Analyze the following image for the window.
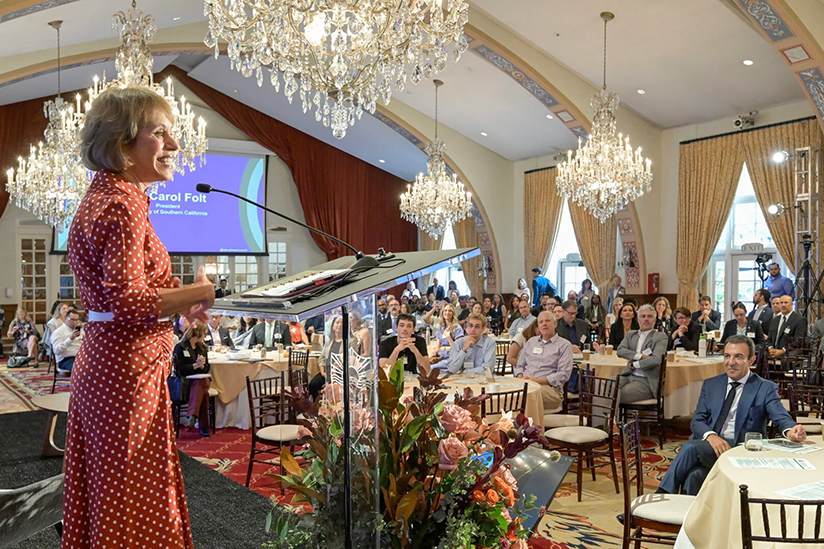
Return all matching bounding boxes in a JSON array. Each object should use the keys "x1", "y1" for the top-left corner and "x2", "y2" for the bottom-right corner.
[
  {"x1": 58, "y1": 256, "x2": 80, "y2": 303},
  {"x1": 559, "y1": 261, "x2": 592, "y2": 299},
  {"x1": 21, "y1": 238, "x2": 48, "y2": 324},
  {"x1": 234, "y1": 255, "x2": 259, "y2": 293},
  {"x1": 268, "y1": 242, "x2": 288, "y2": 282},
  {"x1": 205, "y1": 255, "x2": 230, "y2": 285},
  {"x1": 545, "y1": 202, "x2": 601, "y2": 298},
  {"x1": 709, "y1": 163, "x2": 788, "y2": 322},
  {"x1": 430, "y1": 225, "x2": 470, "y2": 296},
  {"x1": 169, "y1": 255, "x2": 195, "y2": 286}
]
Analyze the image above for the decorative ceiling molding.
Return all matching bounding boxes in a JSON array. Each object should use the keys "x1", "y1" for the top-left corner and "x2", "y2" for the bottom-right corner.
[
  {"x1": 0, "y1": 0, "x2": 80, "y2": 24},
  {"x1": 730, "y1": 0, "x2": 824, "y2": 130},
  {"x1": 463, "y1": 23, "x2": 590, "y2": 140}
]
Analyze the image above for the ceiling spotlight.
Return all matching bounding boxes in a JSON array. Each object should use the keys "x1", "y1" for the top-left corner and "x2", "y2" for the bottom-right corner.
[
  {"x1": 636, "y1": 89, "x2": 646, "y2": 95},
  {"x1": 546, "y1": 114, "x2": 554, "y2": 119},
  {"x1": 743, "y1": 59, "x2": 754, "y2": 66},
  {"x1": 233, "y1": 89, "x2": 238, "y2": 93},
  {"x1": 772, "y1": 150, "x2": 790, "y2": 163},
  {"x1": 173, "y1": 16, "x2": 181, "y2": 21},
  {"x1": 767, "y1": 203, "x2": 787, "y2": 216},
  {"x1": 480, "y1": 132, "x2": 488, "y2": 137},
  {"x1": 378, "y1": 159, "x2": 385, "y2": 163}
]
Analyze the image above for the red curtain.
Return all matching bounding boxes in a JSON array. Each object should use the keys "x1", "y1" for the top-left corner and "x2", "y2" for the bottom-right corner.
[
  {"x1": 162, "y1": 66, "x2": 416, "y2": 260},
  {"x1": 0, "y1": 96, "x2": 52, "y2": 221}
]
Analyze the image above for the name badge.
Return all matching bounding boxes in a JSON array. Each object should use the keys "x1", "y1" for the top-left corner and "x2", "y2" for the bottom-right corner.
[
  {"x1": 642, "y1": 348, "x2": 653, "y2": 356},
  {"x1": 386, "y1": 329, "x2": 393, "y2": 334},
  {"x1": 580, "y1": 336, "x2": 587, "y2": 344},
  {"x1": 183, "y1": 350, "x2": 190, "y2": 357},
  {"x1": 532, "y1": 346, "x2": 543, "y2": 355},
  {"x1": 784, "y1": 327, "x2": 791, "y2": 334},
  {"x1": 747, "y1": 332, "x2": 755, "y2": 338}
]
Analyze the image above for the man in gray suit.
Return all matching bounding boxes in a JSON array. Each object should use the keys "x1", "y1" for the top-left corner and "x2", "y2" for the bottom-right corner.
[{"x1": 616, "y1": 304, "x2": 668, "y2": 404}]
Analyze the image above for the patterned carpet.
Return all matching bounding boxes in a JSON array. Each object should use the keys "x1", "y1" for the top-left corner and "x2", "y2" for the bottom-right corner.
[{"x1": 0, "y1": 363, "x2": 690, "y2": 548}]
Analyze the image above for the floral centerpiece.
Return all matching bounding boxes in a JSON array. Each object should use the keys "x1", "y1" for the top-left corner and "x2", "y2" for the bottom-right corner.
[{"x1": 265, "y1": 360, "x2": 559, "y2": 548}]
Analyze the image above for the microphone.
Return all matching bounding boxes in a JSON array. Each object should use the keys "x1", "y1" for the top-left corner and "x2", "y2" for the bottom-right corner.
[{"x1": 195, "y1": 183, "x2": 380, "y2": 270}]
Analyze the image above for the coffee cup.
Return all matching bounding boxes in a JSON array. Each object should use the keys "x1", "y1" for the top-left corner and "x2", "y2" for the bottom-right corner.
[
  {"x1": 582, "y1": 350, "x2": 591, "y2": 360},
  {"x1": 667, "y1": 350, "x2": 675, "y2": 363},
  {"x1": 488, "y1": 383, "x2": 501, "y2": 394},
  {"x1": 713, "y1": 330, "x2": 721, "y2": 340},
  {"x1": 605, "y1": 345, "x2": 614, "y2": 355}
]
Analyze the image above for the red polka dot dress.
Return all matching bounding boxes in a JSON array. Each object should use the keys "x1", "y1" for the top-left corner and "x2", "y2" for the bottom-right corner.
[{"x1": 63, "y1": 171, "x2": 194, "y2": 548}]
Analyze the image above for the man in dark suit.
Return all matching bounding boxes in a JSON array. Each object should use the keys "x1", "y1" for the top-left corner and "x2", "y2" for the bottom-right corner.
[
  {"x1": 556, "y1": 300, "x2": 591, "y2": 353},
  {"x1": 531, "y1": 294, "x2": 558, "y2": 320},
  {"x1": 747, "y1": 288, "x2": 772, "y2": 336},
  {"x1": 616, "y1": 304, "x2": 668, "y2": 405},
  {"x1": 204, "y1": 314, "x2": 235, "y2": 349},
  {"x1": 426, "y1": 278, "x2": 446, "y2": 301},
  {"x1": 248, "y1": 319, "x2": 291, "y2": 349},
  {"x1": 690, "y1": 295, "x2": 721, "y2": 331},
  {"x1": 215, "y1": 279, "x2": 232, "y2": 299},
  {"x1": 767, "y1": 294, "x2": 808, "y2": 357},
  {"x1": 377, "y1": 298, "x2": 401, "y2": 339},
  {"x1": 658, "y1": 335, "x2": 805, "y2": 495}
]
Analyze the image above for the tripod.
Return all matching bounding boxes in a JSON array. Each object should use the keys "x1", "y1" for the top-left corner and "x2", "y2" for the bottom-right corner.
[{"x1": 795, "y1": 238, "x2": 824, "y2": 319}]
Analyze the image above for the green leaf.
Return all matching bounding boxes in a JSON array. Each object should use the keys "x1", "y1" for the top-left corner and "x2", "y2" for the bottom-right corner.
[
  {"x1": 265, "y1": 511, "x2": 272, "y2": 533},
  {"x1": 430, "y1": 415, "x2": 446, "y2": 439},
  {"x1": 379, "y1": 380, "x2": 399, "y2": 410},
  {"x1": 329, "y1": 414, "x2": 343, "y2": 437},
  {"x1": 400, "y1": 414, "x2": 430, "y2": 453},
  {"x1": 389, "y1": 358, "x2": 405, "y2": 395},
  {"x1": 434, "y1": 400, "x2": 445, "y2": 415}
]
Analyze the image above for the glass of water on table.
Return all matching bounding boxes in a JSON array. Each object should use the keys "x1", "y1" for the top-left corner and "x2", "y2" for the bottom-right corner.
[
  {"x1": 745, "y1": 432, "x2": 763, "y2": 451},
  {"x1": 464, "y1": 361, "x2": 475, "y2": 380}
]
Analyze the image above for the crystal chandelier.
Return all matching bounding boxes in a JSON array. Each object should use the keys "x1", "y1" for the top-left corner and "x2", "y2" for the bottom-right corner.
[
  {"x1": 203, "y1": 0, "x2": 470, "y2": 139},
  {"x1": 556, "y1": 12, "x2": 652, "y2": 223},
  {"x1": 400, "y1": 79, "x2": 471, "y2": 239},
  {"x1": 88, "y1": 0, "x2": 208, "y2": 176},
  {"x1": 6, "y1": 21, "x2": 89, "y2": 229}
]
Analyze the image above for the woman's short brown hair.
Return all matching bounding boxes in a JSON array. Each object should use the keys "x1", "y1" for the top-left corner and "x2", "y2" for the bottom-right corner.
[{"x1": 80, "y1": 86, "x2": 174, "y2": 172}]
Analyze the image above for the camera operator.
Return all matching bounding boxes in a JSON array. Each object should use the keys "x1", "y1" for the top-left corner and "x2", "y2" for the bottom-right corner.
[
  {"x1": 51, "y1": 308, "x2": 83, "y2": 373},
  {"x1": 764, "y1": 262, "x2": 794, "y2": 299}
]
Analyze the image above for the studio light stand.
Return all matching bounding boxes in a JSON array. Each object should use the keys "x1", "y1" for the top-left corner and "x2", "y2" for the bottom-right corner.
[{"x1": 790, "y1": 146, "x2": 821, "y2": 324}]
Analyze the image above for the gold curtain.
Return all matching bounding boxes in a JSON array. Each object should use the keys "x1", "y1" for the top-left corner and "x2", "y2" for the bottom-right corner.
[
  {"x1": 524, "y1": 168, "x2": 564, "y2": 282},
  {"x1": 676, "y1": 135, "x2": 744, "y2": 308},
  {"x1": 738, "y1": 119, "x2": 824, "y2": 270},
  {"x1": 453, "y1": 216, "x2": 484, "y2": 298},
  {"x1": 568, "y1": 201, "x2": 618, "y2": 293},
  {"x1": 418, "y1": 229, "x2": 443, "y2": 292}
]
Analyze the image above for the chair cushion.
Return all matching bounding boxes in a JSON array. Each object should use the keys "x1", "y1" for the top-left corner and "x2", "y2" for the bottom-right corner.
[
  {"x1": 543, "y1": 414, "x2": 587, "y2": 429},
  {"x1": 567, "y1": 392, "x2": 579, "y2": 400},
  {"x1": 544, "y1": 402, "x2": 563, "y2": 415},
  {"x1": 630, "y1": 493, "x2": 695, "y2": 525},
  {"x1": 257, "y1": 424, "x2": 301, "y2": 442},
  {"x1": 207, "y1": 387, "x2": 219, "y2": 398},
  {"x1": 544, "y1": 426, "x2": 608, "y2": 444},
  {"x1": 623, "y1": 398, "x2": 657, "y2": 406}
]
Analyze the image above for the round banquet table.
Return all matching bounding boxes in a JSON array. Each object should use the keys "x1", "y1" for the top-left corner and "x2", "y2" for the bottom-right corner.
[
  {"x1": 580, "y1": 353, "x2": 725, "y2": 419},
  {"x1": 208, "y1": 350, "x2": 320, "y2": 429},
  {"x1": 404, "y1": 374, "x2": 545, "y2": 428},
  {"x1": 32, "y1": 392, "x2": 71, "y2": 456},
  {"x1": 676, "y1": 435, "x2": 824, "y2": 549}
]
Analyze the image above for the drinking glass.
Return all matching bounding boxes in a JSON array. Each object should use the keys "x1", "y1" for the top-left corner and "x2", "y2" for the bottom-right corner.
[
  {"x1": 745, "y1": 432, "x2": 763, "y2": 451},
  {"x1": 464, "y1": 361, "x2": 475, "y2": 379}
]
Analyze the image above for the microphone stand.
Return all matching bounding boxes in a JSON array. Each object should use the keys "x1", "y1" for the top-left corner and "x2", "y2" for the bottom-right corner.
[{"x1": 196, "y1": 184, "x2": 380, "y2": 271}]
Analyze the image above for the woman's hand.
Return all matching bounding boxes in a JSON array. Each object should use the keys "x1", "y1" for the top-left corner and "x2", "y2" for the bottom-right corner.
[
  {"x1": 195, "y1": 355, "x2": 206, "y2": 370},
  {"x1": 183, "y1": 266, "x2": 214, "y2": 324}
]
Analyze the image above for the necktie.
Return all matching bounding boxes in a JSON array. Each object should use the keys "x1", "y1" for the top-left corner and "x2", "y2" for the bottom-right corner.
[
  {"x1": 775, "y1": 315, "x2": 786, "y2": 342},
  {"x1": 266, "y1": 323, "x2": 274, "y2": 347},
  {"x1": 712, "y1": 381, "x2": 741, "y2": 435},
  {"x1": 392, "y1": 316, "x2": 396, "y2": 335}
]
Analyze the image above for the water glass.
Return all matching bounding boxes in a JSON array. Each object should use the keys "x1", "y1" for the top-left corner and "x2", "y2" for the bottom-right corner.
[
  {"x1": 745, "y1": 432, "x2": 763, "y2": 451},
  {"x1": 464, "y1": 362, "x2": 475, "y2": 379}
]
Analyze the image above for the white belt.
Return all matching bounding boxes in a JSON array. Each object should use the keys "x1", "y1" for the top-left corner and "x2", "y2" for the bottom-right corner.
[{"x1": 87, "y1": 311, "x2": 172, "y2": 323}]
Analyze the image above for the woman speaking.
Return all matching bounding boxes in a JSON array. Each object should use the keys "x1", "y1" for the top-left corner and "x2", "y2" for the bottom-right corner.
[{"x1": 62, "y1": 86, "x2": 214, "y2": 548}]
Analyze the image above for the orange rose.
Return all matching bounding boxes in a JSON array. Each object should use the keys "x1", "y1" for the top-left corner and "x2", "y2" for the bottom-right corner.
[
  {"x1": 504, "y1": 489, "x2": 515, "y2": 507},
  {"x1": 471, "y1": 489, "x2": 486, "y2": 503},
  {"x1": 492, "y1": 476, "x2": 508, "y2": 492},
  {"x1": 486, "y1": 489, "x2": 500, "y2": 505}
]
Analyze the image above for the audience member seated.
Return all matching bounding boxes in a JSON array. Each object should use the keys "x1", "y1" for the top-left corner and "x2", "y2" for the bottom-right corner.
[
  {"x1": 622, "y1": 295, "x2": 639, "y2": 309},
  {"x1": 514, "y1": 311, "x2": 573, "y2": 411},
  {"x1": 505, "y1": 320, "x2": 540, "y2": 368},
  {"x1": 764, "y1": 262, "x2": 794, "y2": 298},
  {"x1": 657, "y1": 336, "x2": 804, "y2": 495},
  {"x1": 652, "y1": 296, "x2": 676, "y2": 336},
  {"x1": 767, "y1": 294, "x2": 808, "y2": 358},
  {"x1": 424, "y1": 293, "x2": 438, "y2": 312},
  {"x1": 378, "y1": 298, "x2": 401, "y2": 338},
  {"x1": 232, "y1": 317, "x2": 256, "y2": 348},
  {"x1": 375, "y1": 298, "x2": 389, "y2": 325},
  {"x1": 173, "y1": 314, "x2": 191, "y2": 345},
  {"x1": 402, "y1": 281, "x2": 421, "y2": 300},
  {"x1": 288, "y1": 321, "x2": 309, "y2": 346},
  {"x1": 505, "y1": 296, "x2": 521, "y2": 331},
  {"x1": 458, "y1": 296, "x2": 475, "y2": 326},
  {"x1": 47, "y1": 302, "x2": 69, "y2": 333},
  {"x1": 174, "y1": 324, "x2": 213, "y2": 437},
  {"x1": 765, "y1": 295, "x2": 782, "y2": 337},
  {"x1": 748, "y1": 288, "x2": 773, "y2": 337},
  {"x1": 605, "y1": 297, "x2": 624, "y2": 341},
  {"x1": 721, "y1": 302, "x2": 764, "y2": 347},
  {"x1": 508, "y1": 300, "x2": 536, "y2": 338},
  {"x1": 310, "y1": 316, "x2": 357, "y2": 401},
  {"x1": 215, "y1": 278, "x2": 232, "y2": 298},
  {"x1": 608, "y1": 303, "x2": 639, "y2": 348},
  {"x1": 304, "y1": 314, "x2": 324, "y2": 336},
  {"x1": 447, "y1": 290, "x2": 460, "y2": 305},
  {"x1": 466, "y1": 302, "x2": 490, "y2": 335},
  {"x1": 490, "y1": 293, "x2": 507, "y2": 321},
  {"x1": 446, "y1": 313, "x2": 496, "y2": 374},
  {"x1": 349, "y1": 314, "x2": 373, "y2": 357},
  {"x1": 531, "y1": 267, "x2": 557, "y2": 307},
  {"x1": 427, "y1": 277, "x2": 446, "y2": 301},
  {"x1": 8, "y1": 306, "x2": 40, "y2": 365},
  {"x1": 617, "y1": 304, "x2": 668, "y2": 405},
  {"x1": 431, "y1": 304, "x2": 464, "y2": 361},
  {"x1": 690, "y1": 296, "x2": 721, "y2": 332},
  {"x1": 531, "y1": 293, "x2": 555, "y2": 318},
  {"x1": 50, "y1": 308, "x2": 83, "y2": 373},
  {"x1": 423, "y1": 299, "x2": 444, "y2": 326},
  {"x1": 605, "y1": 275, "x2": 625, "y2": 313},
  {"x1": 413, "y1": 300, "x2": 429, "y2": 330},
  {"x1": 557, "y1": 300, "x2": 592, "y2": 353},
  {"x1": 378, "y1": 313, "x2": 430, "y2": 373},
  {"x1": 553, "y1": 303, "x2": 565, "y2": 321},
  {"x1": 249, "y1": 318, "x2": 291, "y2": 350},
  {"x1": 668, "y1": 307, "x2": 702, "y2": 352},
  {"x1": 584, "y1": 294, "x2": 606, "y2": 335},
  {"x1": 205, "y1": 314, "x2": 235, "y2": 350},
  {"x1": 515, "y1": 277, "x2": 530, "y2": 304}
]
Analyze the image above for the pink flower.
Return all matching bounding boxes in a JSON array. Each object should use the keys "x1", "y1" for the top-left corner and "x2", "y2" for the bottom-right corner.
[
  {"x1": 438, "y1": 436, "x2": 468, "y2": 470},
  {"x1": 296, "y1": 426, "x2": 312, "y2": 439},
  {"x1": 501, "y1": 508, "x2": 512, "y2": 523},
  {"x1": 440, "y1": 404, "x2": 476, "y2": 434},
  {"x1": 494, "y1": 467, "x2": 518, "y2": 491},
  {"x1": 510, "y1": 541, "x2": 527, "y2": 549}
]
